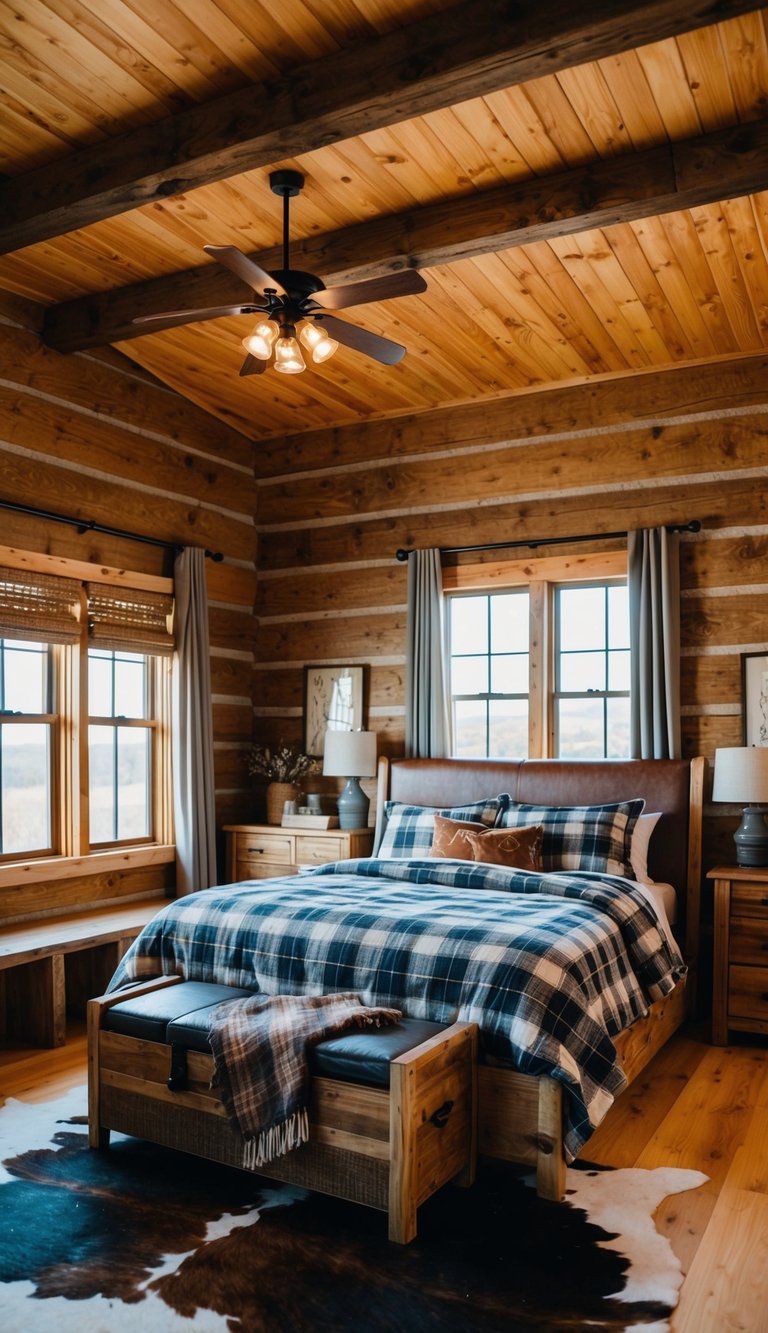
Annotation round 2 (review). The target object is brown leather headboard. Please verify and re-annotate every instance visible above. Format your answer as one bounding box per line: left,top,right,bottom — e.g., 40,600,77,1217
381,756,697,899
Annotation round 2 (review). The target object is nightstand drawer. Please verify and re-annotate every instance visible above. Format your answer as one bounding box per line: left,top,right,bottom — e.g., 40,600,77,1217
729,965,768,1023
296,834,345,864
729,916,768,966
731,882,768,918
235,832,293,865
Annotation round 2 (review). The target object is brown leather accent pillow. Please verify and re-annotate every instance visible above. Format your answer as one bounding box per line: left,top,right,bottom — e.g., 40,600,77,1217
465,824,543,870
430,814,491,861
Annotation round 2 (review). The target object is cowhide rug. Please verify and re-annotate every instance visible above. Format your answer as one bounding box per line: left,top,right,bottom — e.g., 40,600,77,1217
0,1088,706,1333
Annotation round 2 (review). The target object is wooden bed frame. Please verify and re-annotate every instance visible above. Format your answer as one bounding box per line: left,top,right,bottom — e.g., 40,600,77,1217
375,755,706,1199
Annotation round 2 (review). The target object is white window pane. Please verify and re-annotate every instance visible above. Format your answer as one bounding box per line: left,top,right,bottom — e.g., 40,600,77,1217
453,701,487,757
114,656,147,719
559,587,606,650
490,593,529,652
607,697,631,758
490,654,528,694
89,724,115,842
451,656,488,695
608,585,629,648
450,597,488,653
1,723,51,853
560,651,606,692
3,643,46,712
557,699,604,757
117,729,150,839
488,700,528,758
89,655,113,716
609,649,631,692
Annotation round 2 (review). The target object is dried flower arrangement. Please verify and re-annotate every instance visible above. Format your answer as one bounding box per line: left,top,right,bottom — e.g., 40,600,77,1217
247,741,319,784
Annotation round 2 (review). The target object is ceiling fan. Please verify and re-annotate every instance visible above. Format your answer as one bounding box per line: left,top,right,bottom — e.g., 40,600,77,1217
133,170,427,377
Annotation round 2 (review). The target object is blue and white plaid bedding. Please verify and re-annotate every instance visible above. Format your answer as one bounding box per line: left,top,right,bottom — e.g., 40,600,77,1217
108,857,686,1158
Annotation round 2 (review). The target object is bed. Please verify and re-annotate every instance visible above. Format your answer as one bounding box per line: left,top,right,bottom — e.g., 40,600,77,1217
100,754,705,1200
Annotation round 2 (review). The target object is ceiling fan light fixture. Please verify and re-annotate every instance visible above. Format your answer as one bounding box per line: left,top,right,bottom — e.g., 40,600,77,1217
273,327,306,374
241,319,278,360
300,320,339,364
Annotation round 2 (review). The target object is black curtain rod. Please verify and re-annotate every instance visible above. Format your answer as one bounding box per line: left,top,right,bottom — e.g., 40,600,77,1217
0,499,224,561
395,520,701,562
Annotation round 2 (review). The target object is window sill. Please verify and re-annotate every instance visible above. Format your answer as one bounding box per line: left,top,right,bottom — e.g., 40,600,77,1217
0,844,175,890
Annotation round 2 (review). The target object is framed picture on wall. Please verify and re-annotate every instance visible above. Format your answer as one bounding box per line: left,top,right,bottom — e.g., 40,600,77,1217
742,652,768,746
304,664,365,757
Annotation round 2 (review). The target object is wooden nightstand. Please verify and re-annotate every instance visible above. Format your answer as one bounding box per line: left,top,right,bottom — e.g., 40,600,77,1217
223,823,374,882
709,865,768,1045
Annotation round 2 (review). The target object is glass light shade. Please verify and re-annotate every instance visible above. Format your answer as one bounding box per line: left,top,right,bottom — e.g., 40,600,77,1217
241,320,278,359
273,334,306,374
300,321,339,364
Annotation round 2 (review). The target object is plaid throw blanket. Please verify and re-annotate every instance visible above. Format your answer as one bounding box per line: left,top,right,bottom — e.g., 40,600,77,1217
208,991,402,1169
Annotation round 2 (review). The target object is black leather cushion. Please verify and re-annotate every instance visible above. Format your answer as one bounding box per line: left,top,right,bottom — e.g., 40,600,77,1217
104,981,255,1041
166,998,248,1051
310,1018,446,1088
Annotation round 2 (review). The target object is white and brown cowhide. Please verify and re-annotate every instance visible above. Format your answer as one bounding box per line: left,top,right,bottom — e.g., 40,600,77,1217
0,1088,706,1333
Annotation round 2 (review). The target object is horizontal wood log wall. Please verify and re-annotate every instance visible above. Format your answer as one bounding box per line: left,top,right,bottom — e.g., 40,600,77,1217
0,298,257,917
254,351,768,877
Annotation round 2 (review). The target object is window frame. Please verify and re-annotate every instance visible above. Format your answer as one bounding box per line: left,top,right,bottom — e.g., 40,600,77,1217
444,549,627,759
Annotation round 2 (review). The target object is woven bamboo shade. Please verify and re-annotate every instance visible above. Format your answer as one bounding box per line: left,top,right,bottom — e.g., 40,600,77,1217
0,566,82,643
86,584,174,655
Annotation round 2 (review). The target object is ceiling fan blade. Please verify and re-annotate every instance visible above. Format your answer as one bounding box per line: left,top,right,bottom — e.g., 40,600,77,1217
311,269,427,311
204,244,285,298
133,303,263,330
319,315,406,365
239,353,267,377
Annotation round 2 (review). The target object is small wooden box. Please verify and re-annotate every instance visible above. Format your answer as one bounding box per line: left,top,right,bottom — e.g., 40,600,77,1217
88,977,477,1243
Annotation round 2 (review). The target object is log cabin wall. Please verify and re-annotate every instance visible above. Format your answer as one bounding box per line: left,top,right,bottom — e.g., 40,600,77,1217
0,298,257,920
253,350,768,878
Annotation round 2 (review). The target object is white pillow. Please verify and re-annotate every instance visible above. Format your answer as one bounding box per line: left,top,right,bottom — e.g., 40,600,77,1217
630,812,661,883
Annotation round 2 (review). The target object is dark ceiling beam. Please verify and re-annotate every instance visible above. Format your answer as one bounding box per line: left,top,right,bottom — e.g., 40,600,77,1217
1,0,763,254
42,116,768,353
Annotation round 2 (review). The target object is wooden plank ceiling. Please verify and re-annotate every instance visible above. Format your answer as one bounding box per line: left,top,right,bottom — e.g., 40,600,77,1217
2,0,768,444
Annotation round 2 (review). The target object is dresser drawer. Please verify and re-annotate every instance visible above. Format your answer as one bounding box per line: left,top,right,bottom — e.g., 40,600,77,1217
234,832,293,865
730,881,768,918
296,834,345,865
728,964,768,1023
729,916,768,967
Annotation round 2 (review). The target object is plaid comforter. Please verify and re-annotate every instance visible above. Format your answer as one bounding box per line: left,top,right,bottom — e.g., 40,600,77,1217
108,857,686,1157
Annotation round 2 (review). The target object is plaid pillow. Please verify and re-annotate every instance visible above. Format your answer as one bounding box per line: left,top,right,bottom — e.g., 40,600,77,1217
377,796,506,859
497,798,645,878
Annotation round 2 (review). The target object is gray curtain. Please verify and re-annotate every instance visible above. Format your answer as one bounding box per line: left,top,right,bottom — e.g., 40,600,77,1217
405,548,452,758
172,546,218,893
628,527,681,760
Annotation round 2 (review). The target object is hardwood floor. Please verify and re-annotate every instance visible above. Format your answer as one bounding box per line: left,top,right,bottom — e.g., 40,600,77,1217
1,1021,766,1330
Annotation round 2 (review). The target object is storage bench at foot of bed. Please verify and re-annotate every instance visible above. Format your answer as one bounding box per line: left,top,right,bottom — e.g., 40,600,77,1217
87,977,478,1243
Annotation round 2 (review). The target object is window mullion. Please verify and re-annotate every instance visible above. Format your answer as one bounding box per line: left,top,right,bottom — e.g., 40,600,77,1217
528,579,548,759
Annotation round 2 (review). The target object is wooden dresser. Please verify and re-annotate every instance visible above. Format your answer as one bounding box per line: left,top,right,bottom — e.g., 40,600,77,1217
223,823,374,882
709,865,768,1045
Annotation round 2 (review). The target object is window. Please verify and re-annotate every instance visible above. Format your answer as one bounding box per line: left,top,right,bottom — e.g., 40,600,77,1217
0,638,55,856
0,559,174,864
446,552,628,760
450,592,529,757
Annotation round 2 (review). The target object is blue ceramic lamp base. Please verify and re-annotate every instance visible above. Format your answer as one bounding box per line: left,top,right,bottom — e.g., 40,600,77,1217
336,776,370,830
733,805,768,867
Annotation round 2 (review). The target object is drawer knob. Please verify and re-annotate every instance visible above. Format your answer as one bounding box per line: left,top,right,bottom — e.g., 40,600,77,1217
246,847,265,854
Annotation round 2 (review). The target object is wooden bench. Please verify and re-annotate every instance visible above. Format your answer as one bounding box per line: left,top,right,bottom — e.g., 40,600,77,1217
0,901,163,1047
88,977,478,1243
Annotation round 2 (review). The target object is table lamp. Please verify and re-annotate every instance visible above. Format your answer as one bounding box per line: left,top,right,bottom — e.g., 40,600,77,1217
322,730,377,829
712,746,768,866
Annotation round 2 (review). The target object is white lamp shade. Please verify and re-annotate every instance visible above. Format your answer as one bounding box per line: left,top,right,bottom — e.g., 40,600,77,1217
712,747,768,804
322,729,377,778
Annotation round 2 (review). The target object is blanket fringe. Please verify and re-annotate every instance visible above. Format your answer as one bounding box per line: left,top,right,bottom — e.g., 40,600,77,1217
243,1107,310,1170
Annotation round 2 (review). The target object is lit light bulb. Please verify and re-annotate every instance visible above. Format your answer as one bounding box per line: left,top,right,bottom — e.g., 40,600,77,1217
273,330,306,374
241,320,278,360
300,321,339,364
